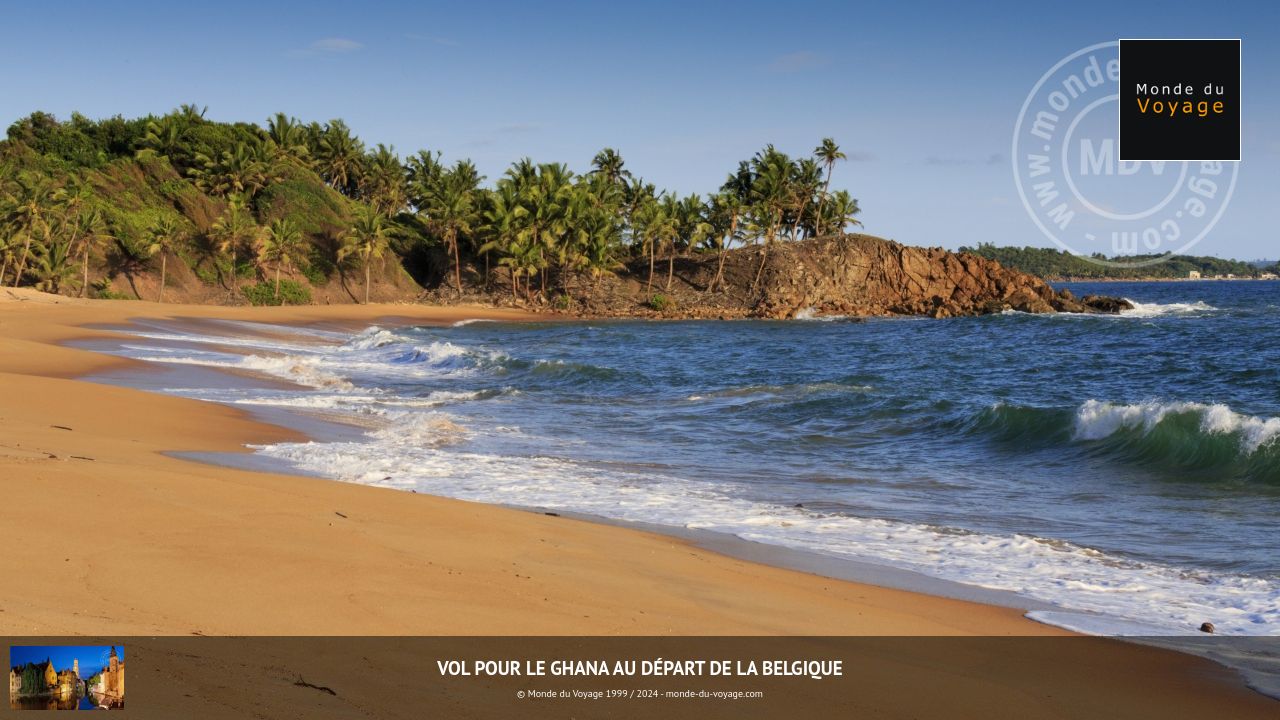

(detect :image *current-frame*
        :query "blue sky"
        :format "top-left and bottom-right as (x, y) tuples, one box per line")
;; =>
(1, 0), (1276, 258)
(10, 645), (123, 676)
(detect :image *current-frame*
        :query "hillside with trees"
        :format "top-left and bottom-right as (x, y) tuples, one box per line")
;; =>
(959, 243), (1263, 280)
(0, 108), (864, 309)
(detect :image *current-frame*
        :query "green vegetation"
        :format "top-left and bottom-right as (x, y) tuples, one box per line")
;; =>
(0, 107), (862, 304)
(647, 293), (676, 312)
(960, 243), (1263, 280)
(242, 278), (311, 306)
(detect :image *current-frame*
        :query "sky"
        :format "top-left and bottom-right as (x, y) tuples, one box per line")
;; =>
(1, 0), (1276, 259)
(9, 645), (123, 676)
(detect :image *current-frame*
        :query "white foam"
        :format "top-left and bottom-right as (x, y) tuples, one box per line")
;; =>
(251, 416), (1280, 637)
(1119, 299), (1218, 318)
(1074, 400), (1280, 453)
(794, 307), (850, 321)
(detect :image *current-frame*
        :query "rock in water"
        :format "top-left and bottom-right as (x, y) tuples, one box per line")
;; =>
(1080, 295), (1135, 314)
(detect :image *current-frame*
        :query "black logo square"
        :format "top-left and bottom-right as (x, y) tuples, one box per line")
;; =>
(1119, 39), (1240, 161)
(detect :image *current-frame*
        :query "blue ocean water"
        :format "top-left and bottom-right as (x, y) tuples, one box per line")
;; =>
(105, 280), (1280, 636)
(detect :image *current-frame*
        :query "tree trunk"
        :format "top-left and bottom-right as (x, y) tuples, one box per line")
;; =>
(647, 240), (655, 292)
(160, 254), (168, 303)
(665, 252), (674, 291)
(13, 235), (32, 287)
(1, 253), (9, 288)
(449, 231), (462, 291)
(711, 212), (737, 293)
(816, 163), (834, 235)
(753, 243), (769, 289)
(510, 269), (518, 303)
(80, 248), (89, 298)
(365, 262), (371, 304)
(274, 263), (281, 301)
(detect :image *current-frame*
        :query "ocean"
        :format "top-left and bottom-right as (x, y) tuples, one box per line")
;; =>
(96, 280), (1280, 637)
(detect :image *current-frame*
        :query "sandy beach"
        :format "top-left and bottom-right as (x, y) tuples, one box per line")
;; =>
(1, 288), (1275, 718)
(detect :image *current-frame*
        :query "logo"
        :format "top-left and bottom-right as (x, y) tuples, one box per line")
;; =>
(1012, 42), (1238, 267)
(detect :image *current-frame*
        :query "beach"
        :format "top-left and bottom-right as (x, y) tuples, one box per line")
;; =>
(1, 288), (1276, 718)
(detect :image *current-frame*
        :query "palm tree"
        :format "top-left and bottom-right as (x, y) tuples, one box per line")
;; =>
(136, 117), (185, 160)
(748, 146), (793, 287)
(788, 158), (823, 241)
(478, 184), (526, 298)
(32, 240), (76, 294)
(813, 138), (847, 231)
(317, 120), (365, 195)
(189, 142), (277, 200)
(146, 216), (184, 302)
(7, 173), (57, 287)
(265, 112), (310, 165)
(816, 190), (862, 236)
(708, 190), (744, 293)
(74, 207), (109, 297)
(258, 218), (305, 300)
(210, 199), (258, 293)
(362, 144), (406, 216)
(339, 207), (392, 304)
(590, 148), (630, 186)
(423, 161), (482, 291)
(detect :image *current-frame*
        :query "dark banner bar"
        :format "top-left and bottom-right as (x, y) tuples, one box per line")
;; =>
(4, 637), (1278, 719)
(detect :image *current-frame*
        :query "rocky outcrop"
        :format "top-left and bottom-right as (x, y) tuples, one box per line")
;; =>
(744, 235), (1130, 319)
(427, 233), (1132, 320)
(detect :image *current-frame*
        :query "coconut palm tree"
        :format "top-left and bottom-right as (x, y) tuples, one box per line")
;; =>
(146, 216), (184, 302)
(74, 207), (109, 297)
(31, 239), (76, 294)
(788, 158), (823, 241)
(813, 138), (847, 230)
(589, 148), (630, 187)
(478, 184), (526, 297)
(257, 218), (305, 301)
(136, 117), (185, 160)
(423, 161), (482, 291)
(339, 207), (392, 304)
(265, 112), (310, 165)
(748, 146), (793, 287)
(7, 172), (58, 287)
(189, 142), (276, 200)
(362, 144), (407, 216)
(317, 120), (365, 195)
(816, 190), (862, 236)
(708, 190), (745, 293)
(210, 199), (258, 293)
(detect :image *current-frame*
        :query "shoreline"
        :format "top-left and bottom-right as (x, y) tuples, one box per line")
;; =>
(1, 289), (1276, 715)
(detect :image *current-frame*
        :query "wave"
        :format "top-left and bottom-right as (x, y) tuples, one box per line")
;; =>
(1000, 299), (1218, 319)
(686, 382), (874, 403)
(969, 400), (1280, 482)
(1119, 299), (1218, 317)
(794, 307), (852, 322)
(250, 424), (1280, 636)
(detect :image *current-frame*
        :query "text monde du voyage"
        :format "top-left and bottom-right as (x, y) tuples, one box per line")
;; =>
(1134, 82), (1228, 118)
